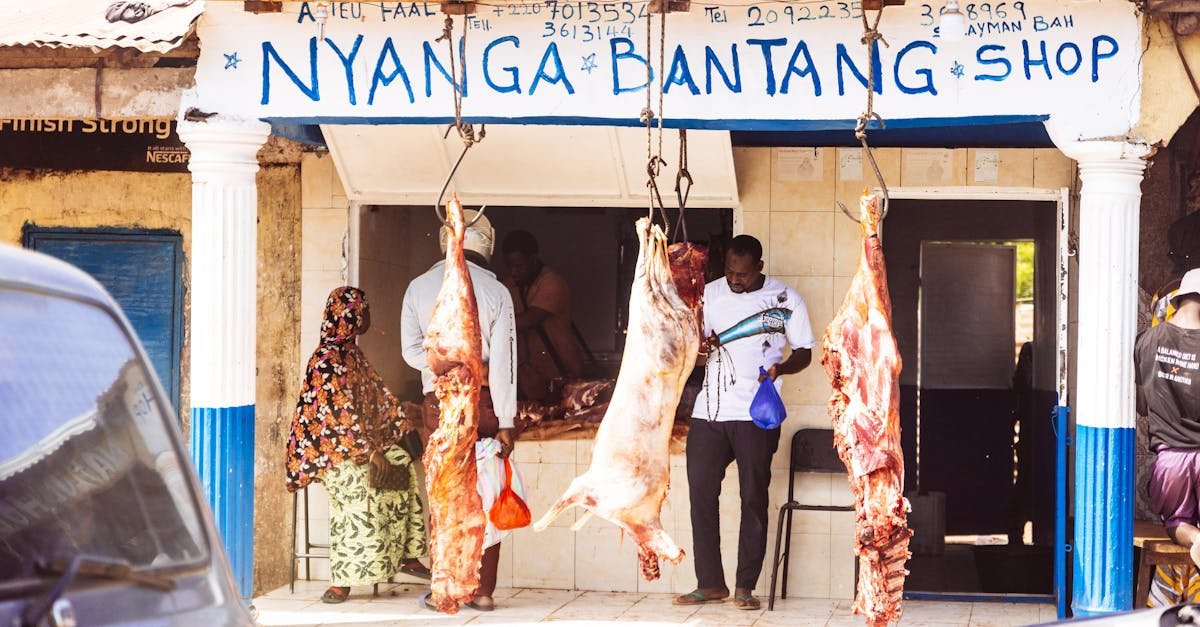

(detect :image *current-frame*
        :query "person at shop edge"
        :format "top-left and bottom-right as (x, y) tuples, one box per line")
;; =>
(674, 234), (816, 611)
(400, 210), (519, 612)
(1137, 268), (1200, 568)
(284, 287), (430, 605)
(501, 229), (587, 402)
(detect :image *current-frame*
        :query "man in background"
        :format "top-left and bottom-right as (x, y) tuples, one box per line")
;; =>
(502, 230), (586, 401)
(1138, 269), (1200, 568)
(1152, 211), (1200, 326)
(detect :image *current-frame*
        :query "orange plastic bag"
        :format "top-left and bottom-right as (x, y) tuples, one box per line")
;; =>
(489, 457), (531, 531)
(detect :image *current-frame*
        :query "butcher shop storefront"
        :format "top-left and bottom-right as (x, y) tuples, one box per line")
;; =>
(182, 0), (1153, 619)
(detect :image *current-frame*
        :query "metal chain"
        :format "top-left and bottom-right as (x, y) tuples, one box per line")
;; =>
(674, 128), (692, 242)
(433, 13), (487, 226)
(844, 7), (890, 224)
(642, 5), (669, 227)
(703, 345), (735, 421)
(436, 15), (485, 148)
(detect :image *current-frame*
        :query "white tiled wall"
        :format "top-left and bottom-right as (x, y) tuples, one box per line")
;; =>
(294, 151), (347, 582)
(291, 146), (1076, 598)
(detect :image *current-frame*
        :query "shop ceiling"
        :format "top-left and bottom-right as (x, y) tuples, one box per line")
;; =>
(321, 123), (740, 208)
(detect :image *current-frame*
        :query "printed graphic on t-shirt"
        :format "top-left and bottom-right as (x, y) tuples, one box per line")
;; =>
(715, 307), (793, 347)
(1156, 346), (1200, 385)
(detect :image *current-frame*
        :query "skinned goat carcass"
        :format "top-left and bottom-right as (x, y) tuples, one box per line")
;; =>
(533, 219), (705, 580)
(422, 198), (487, 614)
(821, 194), (912, 627)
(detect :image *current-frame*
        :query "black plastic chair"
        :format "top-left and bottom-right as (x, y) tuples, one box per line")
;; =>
(767, 428), (857, 611)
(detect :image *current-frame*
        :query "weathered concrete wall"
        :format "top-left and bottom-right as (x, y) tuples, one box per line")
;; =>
(0, 153), (303, 597)
(0, 67), (195, 118)
(253, 163), (303, 596)
(1136, 17), (1200, 145)
(0, 168), (196, 422)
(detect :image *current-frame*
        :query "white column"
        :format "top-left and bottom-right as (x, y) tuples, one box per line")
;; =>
(176, 106), (270, 599)
(1052, 136), (1148, 616)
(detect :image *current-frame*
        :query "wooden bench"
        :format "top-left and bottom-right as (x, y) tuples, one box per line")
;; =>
(1135, 520), (1196, 608)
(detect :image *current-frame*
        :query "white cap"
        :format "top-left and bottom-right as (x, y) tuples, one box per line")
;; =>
(1173, 268), (1200, 306)
(439, 209), (494, 262)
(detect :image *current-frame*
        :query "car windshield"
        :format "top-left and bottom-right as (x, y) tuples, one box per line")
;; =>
(0, 287), (207, 581)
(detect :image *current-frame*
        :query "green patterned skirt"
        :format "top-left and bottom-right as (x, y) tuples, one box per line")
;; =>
(323, 446), (426, 587)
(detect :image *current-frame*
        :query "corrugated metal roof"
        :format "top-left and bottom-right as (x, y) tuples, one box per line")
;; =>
(0, 0), (204, 53)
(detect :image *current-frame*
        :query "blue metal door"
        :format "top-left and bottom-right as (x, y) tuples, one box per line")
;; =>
(24, 228), (185, 415)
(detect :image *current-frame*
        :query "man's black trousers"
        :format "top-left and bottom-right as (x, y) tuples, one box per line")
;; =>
(686, 418), (781, 592)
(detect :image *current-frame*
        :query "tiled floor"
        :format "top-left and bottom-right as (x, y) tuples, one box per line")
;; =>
(254, 581), (1059, 626)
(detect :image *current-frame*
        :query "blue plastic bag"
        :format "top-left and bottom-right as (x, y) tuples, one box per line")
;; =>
(749, 366), (787, 429)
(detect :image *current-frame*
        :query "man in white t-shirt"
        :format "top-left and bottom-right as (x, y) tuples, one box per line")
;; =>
(674, 234), (816, 611)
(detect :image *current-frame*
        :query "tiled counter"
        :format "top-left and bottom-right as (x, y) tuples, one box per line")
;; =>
(295, 426), (856, 600)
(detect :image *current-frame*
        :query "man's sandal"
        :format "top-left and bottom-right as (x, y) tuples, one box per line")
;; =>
(732, 593), (761, 610)
(465, 596), (496, 612)
(672, 589), (728, 605)
(321, 587), (349, 604)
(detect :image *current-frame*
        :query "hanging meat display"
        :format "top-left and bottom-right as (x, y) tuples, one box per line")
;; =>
(533, 218), (705, 580)
(422, 198), (487, 614)
(821, 193), (912, 627)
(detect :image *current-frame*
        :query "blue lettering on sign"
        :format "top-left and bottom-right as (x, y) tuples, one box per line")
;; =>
(975, 44), (1012, 81)
(252, 27), (1123, 108)
(1023, 39), (1052, 80)
(325, 36), (364, 105)
(423, 40), (457, 98)
(780, 40), (821, 96)
(369, 37), (416, 105)
(483, 35), (522, 94)
(610, 37), (651, 95)
(530, 42), (575, 94)
(835, 41), (882, 96)
(746, 38), (787, 96)
(297, 1), (314, 22)
(262, 38), (320, 104)
(704, 44), (742, 94)
(665, 44), (700, 95)
(1033, 14), (1075, 32)
(1056, 42), (1082, 76)
(894, 40), (937, 95)
(1092, 35), (1117, 82)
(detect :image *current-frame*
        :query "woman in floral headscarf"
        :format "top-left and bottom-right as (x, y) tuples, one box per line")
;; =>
(286, 286), (429, 604)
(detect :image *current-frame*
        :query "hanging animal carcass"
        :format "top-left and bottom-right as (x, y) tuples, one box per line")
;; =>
(821, 193), (912, 627)
(533, 219), (705, 580)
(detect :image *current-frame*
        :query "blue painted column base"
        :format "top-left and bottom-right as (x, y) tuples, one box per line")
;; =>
(1072, 424), (1134, 617)
(191, 404), (256, 599)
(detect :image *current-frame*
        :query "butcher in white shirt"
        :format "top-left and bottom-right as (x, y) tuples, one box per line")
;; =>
(675, 234), (815, 611)
(400, 209), (518, 613)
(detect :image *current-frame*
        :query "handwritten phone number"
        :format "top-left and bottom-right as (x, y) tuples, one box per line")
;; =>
(746, 2), (863, 26)
(918, 1), (1028, 25)
(542, 21), (635, 40)
(542, 1), (649, 23)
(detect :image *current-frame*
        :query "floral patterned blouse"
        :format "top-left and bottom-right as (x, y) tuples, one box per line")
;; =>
(286, 286), (413, 492)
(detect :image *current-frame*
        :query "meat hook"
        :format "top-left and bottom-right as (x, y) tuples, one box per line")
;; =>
(433, 134), (489, 228)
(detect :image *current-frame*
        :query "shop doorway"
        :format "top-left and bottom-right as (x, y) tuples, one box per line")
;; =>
(883, 198), (1059, 599)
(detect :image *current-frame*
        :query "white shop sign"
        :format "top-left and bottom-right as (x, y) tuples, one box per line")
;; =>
(195, 0), (1140, 132)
